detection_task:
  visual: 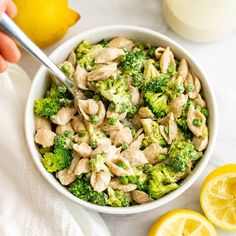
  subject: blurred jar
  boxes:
[162,0,236,42]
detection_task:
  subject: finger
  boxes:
[0,32,21,63]
[6,1,17,18]
[0,0,8,14]
[0,55,7,73]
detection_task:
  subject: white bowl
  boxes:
[25,25,217,214]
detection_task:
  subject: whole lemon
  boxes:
[13,0,80,47]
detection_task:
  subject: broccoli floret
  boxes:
[98,38,109,47]
[38,147,52,155]
[175,100,195,140]
[145,66,175,93]
[34,97,62,118]
[141,118,167,148]
[34,83,72,118]
[87,125,107,150]
[144,91,169,118]
[138,164,179,199]
[131,173,148,192]
[120,50,145,75]
[168,140,203,172]
[148,180,178,199]
[146,47,156,58]
[76,41,102,71]
[119,50,146,89]
[90,153,107,172]
[94,76,134,114]
[54,134,73,149]
[68,174,108,206]
[107,187,129,207]
[41,147,72,173]
[148,164,185,184]
[164,75,185,99]
[200,107,209,119]
[143,59,159,84]
[131,72,144,89]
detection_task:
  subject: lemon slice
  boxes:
[200,164,236,231]
[149,209,216,236]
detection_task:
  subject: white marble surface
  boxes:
[18,0,236,235]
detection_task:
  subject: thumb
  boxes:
[0,0,8,15]
[0,0,17,18]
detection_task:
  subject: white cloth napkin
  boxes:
[0,64,110,236]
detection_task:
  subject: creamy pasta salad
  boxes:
[34,37,209,207]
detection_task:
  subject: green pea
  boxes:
[119,176,128,185]
[117,161,128,170]
[127,176,137,184]
[187,84,195,92]
[78,130,87,137]
[193,118,202,127]
[92,94,100,101]
[61,64,71,75]
[90,115,99,124]
[131,128,136,137]
[121,142,129,151]
[89,140,97,149]
[108,117,117,126]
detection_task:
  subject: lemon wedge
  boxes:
[149,209,216,236]
[13,0,80,47]
[200,164,236,231]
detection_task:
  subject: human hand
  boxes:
[0,0,20,72]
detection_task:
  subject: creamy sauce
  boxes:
[163,0,236,42]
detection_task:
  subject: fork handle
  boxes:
[0,13,75,95]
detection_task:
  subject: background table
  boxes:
[19,1,236,235]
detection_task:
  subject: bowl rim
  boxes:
[25,25,218,214]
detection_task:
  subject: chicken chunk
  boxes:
[159,113,178,145]
[132,190,153,204]
[178,58,188,80]
[90,171,111,192]
[34,129,56,148]
[129,86,140,106]
[160,47,176,73]
[57,157,79,186]
[74,158,91,176]
[55,122,74,135]
[194,94,206,108]
[71,116,86,133]
[110,127,133,147]
[87,63,117,81]
[143,143,167,164]
[35,117,51,131]
[105,158,133,177]
[187,105,206,137]
[155,47,165,59]
[107,37,134,50]
[78,99,99,121]
[95,48,124,63]
[109,178,137,192]
[185,72,201,99]
[169,94,188,118]
[51,107,77,126]
[121,149,148,167]
[74,65,89,90]
[73,142,92,158]
[193,125,208,151]
[138,107,154,119]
